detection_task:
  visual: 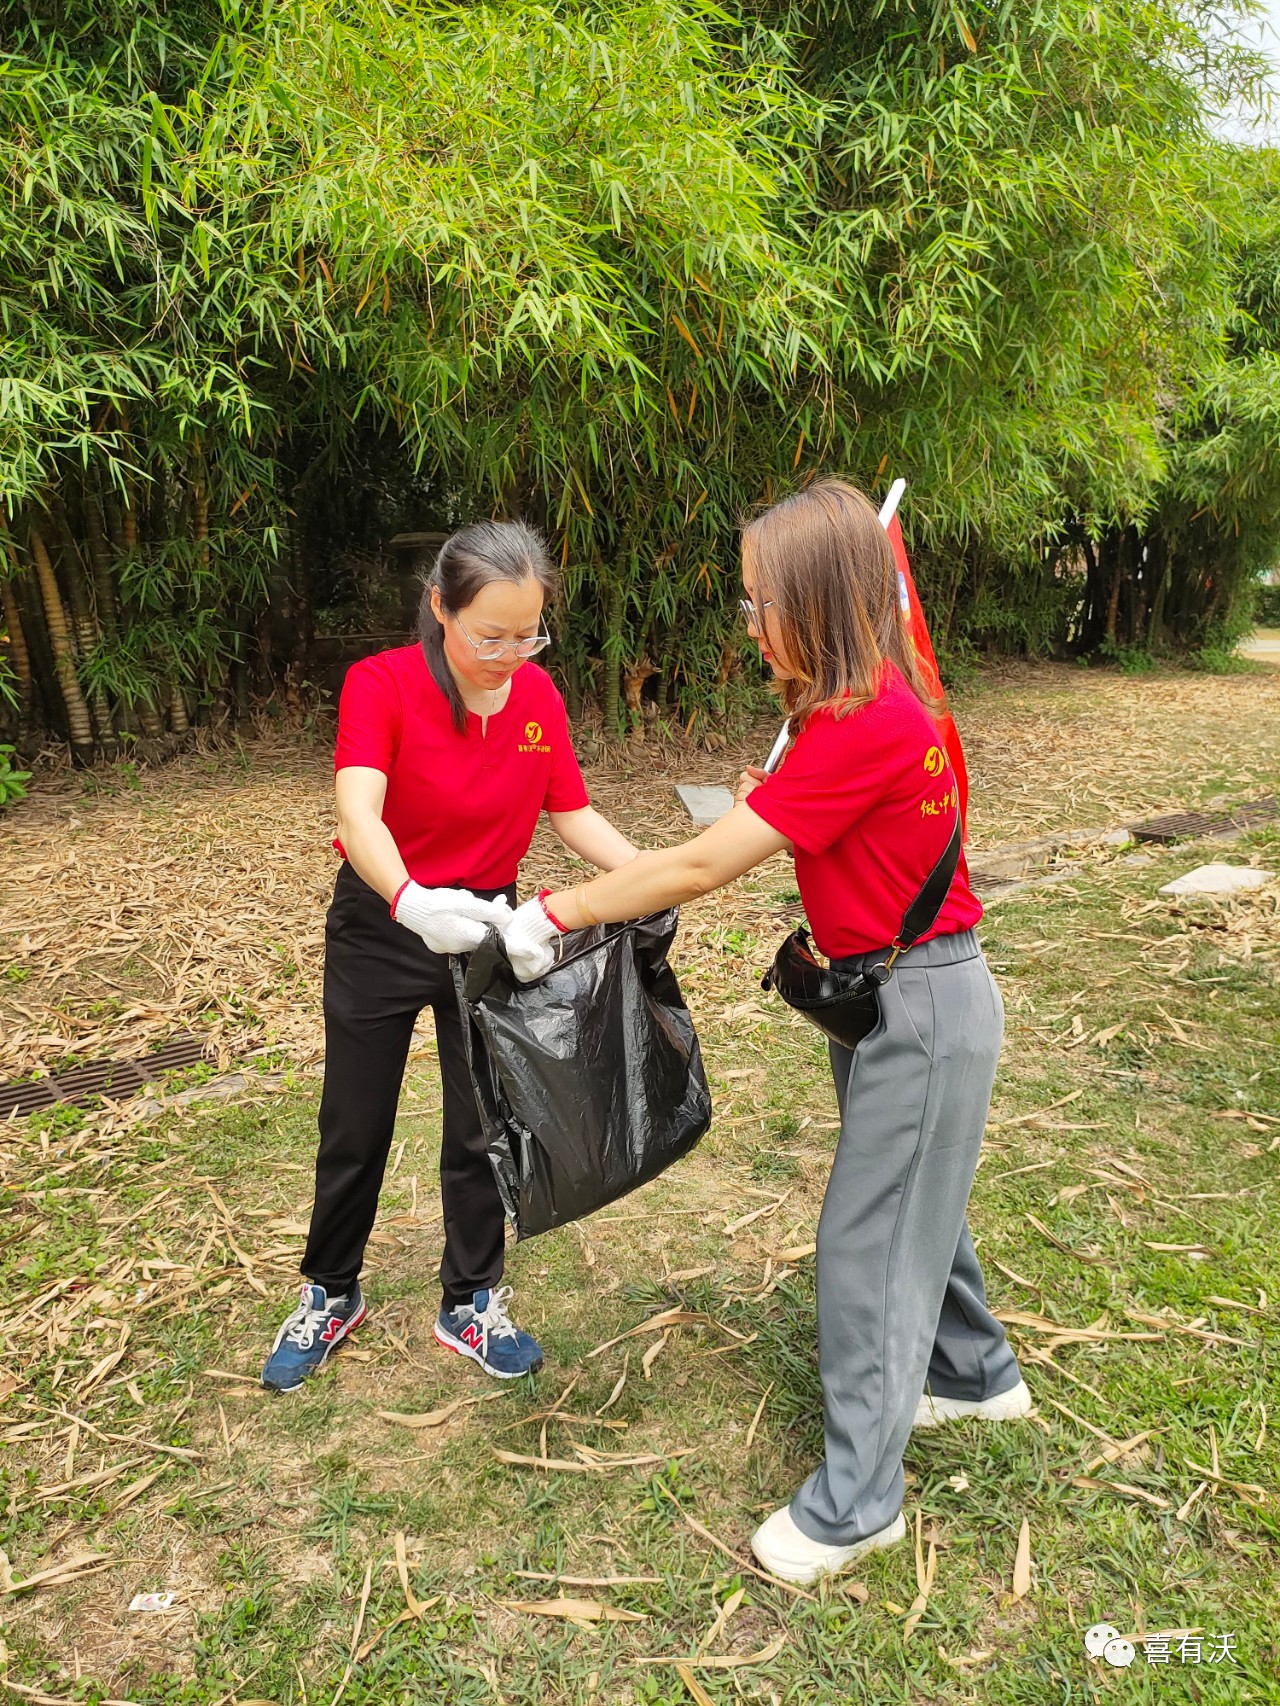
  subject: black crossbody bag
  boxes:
[761,816,962,1050]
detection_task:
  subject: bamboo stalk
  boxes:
[28,520,95,759]
[84,473,119,641]
[1,551,33,708]
[50,492,115,746]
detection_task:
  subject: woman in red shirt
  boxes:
[505,480,1029,1583]
[262,520,636,1391]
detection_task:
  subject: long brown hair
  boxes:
[741,478,940,726]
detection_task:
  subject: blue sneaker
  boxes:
[261,1282,366,1392]
[433,1285,544,1379]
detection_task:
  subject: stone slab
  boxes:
[1158,864,1274,897]
[675,783,735,826]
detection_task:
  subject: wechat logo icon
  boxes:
[1085,1624,1135,1667]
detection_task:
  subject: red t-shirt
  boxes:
[333,645,589,888]
[746,665,981,958]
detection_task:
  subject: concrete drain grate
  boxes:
[1126,797,1279,845]
[0,1033,213,1122]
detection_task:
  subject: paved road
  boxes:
[1240,629,1280,664]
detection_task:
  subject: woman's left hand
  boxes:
[734,765,768,807]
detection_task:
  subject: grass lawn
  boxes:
[1,667,1277,1704]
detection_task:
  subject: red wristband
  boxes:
[537,888,570,933]
[390,878,413,920]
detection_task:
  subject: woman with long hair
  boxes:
[503,480,1030,1583]
[261,520,636,1391]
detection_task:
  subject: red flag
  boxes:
[885,514,969,835]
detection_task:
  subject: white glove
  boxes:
[393,882,513,956]
[502,896,563,983]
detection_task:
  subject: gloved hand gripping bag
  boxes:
[454,910,712,1239]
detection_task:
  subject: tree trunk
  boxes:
[1131,533,1149,646]
[1147,534,1170,647]
[28,521,95,760]
[1104,538,1123,645]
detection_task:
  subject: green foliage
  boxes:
[0,1,1277,754]
[1256,582,1280,625]
[0,743,31,806]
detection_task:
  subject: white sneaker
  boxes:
[750,1505,906,1585]
[912,1377,1034,1430]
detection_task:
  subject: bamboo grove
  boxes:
[2,1,1278,758]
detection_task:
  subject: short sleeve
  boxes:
[334,658,398,774]
[746,705,895,854]
[543,688,589,813]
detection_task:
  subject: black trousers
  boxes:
[300,862,513,1307]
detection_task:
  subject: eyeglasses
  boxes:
[738,596,775,628]
[453,614,552,661]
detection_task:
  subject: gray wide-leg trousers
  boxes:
[790,929,1022,1547]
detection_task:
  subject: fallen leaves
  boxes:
[586,1307,747,1361]
[744,1383,772,1452]
[1010,1518,1032,1599]
[500,1596,648,1626]
[722,1191,790,1237]
[0,1548,112,1596]
[376,1391,508,1429]
[903,1511,938,1638]
[635,1634,788,1669]
[493,1447,692,1474]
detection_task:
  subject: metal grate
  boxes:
[0,1033,212,1123]
[968,869,1018,896]
[1127,797,1280,845]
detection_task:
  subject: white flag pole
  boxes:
[878,477,907,530]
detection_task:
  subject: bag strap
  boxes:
[890,812,963,956]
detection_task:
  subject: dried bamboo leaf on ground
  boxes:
[5,668,1274,1081]
[499,1597,647,1623]
[634,1634,788,1668]
[377,1392,508,1429]
[1011,1518,1032,1599]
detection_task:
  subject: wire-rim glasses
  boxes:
[453,614,552,661]
[738,596,775,627]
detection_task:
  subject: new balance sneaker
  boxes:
[912,1377,1034,1429]
[433,1285,544,1379]
[261,1282,367,1393]
[751,1505,906,1585]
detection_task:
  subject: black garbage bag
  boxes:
[454,909,712,1239]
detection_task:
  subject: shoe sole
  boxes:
[913,1382,1033,1429]
[261,1300,368,1393]
[752,1511,907,1584]
[432,1322,544,1380]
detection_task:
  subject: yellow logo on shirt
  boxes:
[921,785,959,819]
[518,719,552,755]
[923,745,948,777]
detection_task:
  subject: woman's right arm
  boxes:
[335,767,410,905]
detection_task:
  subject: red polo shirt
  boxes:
[333,646,589,888]
[746,665,981,958]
